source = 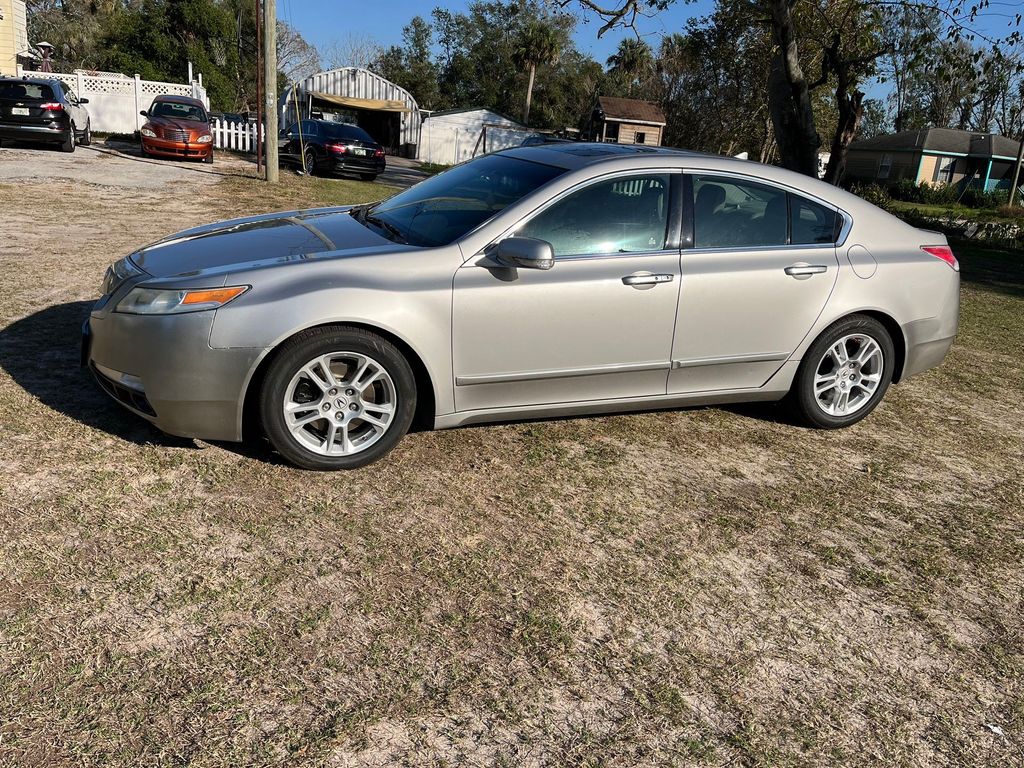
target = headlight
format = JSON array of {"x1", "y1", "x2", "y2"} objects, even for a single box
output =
[
  {"x1": 141, "y1": 128, "x2": 156, "y2": 138},
  {"x1": 101, "y1": 256, "x2": 143, "y2": 295},
  {"x1": 195, "y1": 134, "x2": 212, "y2": 144},
  {"x1": 115, "y1": 286, "x2": 249, "y2": 315}
]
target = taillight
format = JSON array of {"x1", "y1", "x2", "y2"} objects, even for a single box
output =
[
  {"x1": 326, "y1": 142, "x2": 347, "y2": 155},
  {"x1": 922, "y1": 245, "x2": 959, "y2": 271},
  {"x1": 373, "y1": 148, "x2": 385, "y2": 158},
  {"x1": 39, "y1": 102, "x2": 63, "y2": 111}
]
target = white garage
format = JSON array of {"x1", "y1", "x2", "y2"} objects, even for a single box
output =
[{"x1": 419, "y1": 108, "x2": 529, "y2": 166}]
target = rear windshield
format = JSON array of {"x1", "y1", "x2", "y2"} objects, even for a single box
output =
[
  {"x1": 151, "y1": 100, "x2": 208, "y2": 122},
  {"x1": 0, "y1": 82, "x2": 55, "y2": 100},
  {"x1": 321, "y1": 122, "x2": 374, "y2": 143}
]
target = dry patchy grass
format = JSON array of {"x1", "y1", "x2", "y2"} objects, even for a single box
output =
[{"x1": 0, "y1": 171, "x2": 1022, "y2": 767}]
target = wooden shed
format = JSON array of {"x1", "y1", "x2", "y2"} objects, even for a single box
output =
[{"x1": 588, "y1": 96, "x2": 666, "y2": 147}]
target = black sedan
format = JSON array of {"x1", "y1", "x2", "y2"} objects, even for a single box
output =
[
  {"x1": 279, "y1": 119, "x2": 386, "y2": 181},
  {"x1": 0, "y1": 76, "x2": 92, "y2": 152}
]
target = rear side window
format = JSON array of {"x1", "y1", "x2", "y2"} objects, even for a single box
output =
[
  {"x1": 791, "y1": 195, "x2": 840, "y2": 244},
  {"x1": 0, "y1": 82, "x2": 55, "y2": 100},
  {"x1": 691, "y1": 175, "x2": 788, "y2": 248}
]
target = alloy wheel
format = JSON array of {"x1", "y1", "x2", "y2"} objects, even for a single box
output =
[
  {"x1": 812, "y1": 333, "x2": 884, "y2": 416},
  {"x1": 282, "y1": 351, "x2": 397, "y2": 456}
]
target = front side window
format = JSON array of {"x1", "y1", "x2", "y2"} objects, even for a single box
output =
[
  {"x1": 691, "y1": 175, "x2": 788, "y2": 248},
  {"x1": 517, "y1": 174, "x2": 670, "y2": 258}
]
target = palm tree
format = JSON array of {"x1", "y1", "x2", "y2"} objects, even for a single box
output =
[
  {"x1": 513, "y1": 19, "x2": 564, "y2": 125},
  {"x1": 606, "y1": 38, "x2": 654, "y2": 96}
]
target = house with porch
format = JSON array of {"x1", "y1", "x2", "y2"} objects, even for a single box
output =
[{"x1": 843, "y1": 128, "x2": 1022, "y2": 193}]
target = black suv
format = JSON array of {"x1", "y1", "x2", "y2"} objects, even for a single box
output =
[{"x1": 0, "y1": 76, "x2": 93, "y2": 152}]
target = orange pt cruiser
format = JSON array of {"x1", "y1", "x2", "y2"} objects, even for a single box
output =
[{"x1": 139, "y1": 95, "x2": 213, "y2": 163}]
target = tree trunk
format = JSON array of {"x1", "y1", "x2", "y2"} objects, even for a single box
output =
[
  {"x1": 823, "y1": 85, "x2": 864, "y2": 185},
  {"x1": 766, "y1": 0, "x2": 821, "y2": 178},
  {"x1": 523, "y1": 64, "x2": 536, "y2": 125}
]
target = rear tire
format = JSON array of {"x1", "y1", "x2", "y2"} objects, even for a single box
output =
[
  {"x1": 61, "y1": 124, "x2": 76, "y2": 153},
  {"x1": 360, "y1": 173, "x2": 378, "y2": 181},
  {"x1": 789, "y1": 314, "x2": 894, "y2": 429},
  {"x1": 259, "y1": 326, "x2": 416, "y2": 470},
  {"x1": 302, "y1": 146, "x2": 317, "y2": 176}
]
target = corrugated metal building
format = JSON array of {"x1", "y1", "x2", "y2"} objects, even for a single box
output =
[{"x1": 283, "y1": 67, "x2": 421, "y2": 157}]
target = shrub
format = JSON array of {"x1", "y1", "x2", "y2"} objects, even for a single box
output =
[
  {"x1": 850, "y1": 182, "x2": 891, "y2": 209},
  {"x1": 959, "y1": 187, "x2": 1008, "y2": 209},
  {"x1": 995, "y1": 204, "x2": 1024, "y2": 221}
]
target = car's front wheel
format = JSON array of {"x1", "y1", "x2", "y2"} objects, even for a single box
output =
[
  {"x1": 80, "y1": 120, "x2": 92, "y2": 146},
  {"x1": 302, "y1": 146, "x2": 317, "y2": 175},
  {"x1": 790, "y1": 314, "x2": 894, "y2": 429},
  {"x1": 259, "y1": 326, "x2": 416, "y2": 470}
]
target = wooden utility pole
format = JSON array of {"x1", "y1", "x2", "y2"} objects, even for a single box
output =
[
  {"x1": 254, "y1": 0, "x2": 262, "y2": 173},
  {"x1": 263, "y1": 0, "x2": 279, "y2": 183}
]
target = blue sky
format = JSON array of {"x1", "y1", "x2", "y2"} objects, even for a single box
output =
[{"x1": 280, "y1": 0, "x2": 716, "y2": 65}]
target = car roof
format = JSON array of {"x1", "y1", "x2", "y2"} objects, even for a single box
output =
[
  {"x1": 501, "y1": 142, "x2": 713, "y2": 171},
  {"x1": 152, "y1": 94, "x2": 206, "y2": 107},
  {"x1": 0, "y1": 76, "x2": 62, "y2": 86}
]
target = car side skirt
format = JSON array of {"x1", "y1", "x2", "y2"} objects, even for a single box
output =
[{"x1": 433, "y1": 360, "x2": 800, "y2": 429}]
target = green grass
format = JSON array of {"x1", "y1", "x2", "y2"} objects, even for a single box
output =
[{"x1": 0, "y1": 174, "x2": 1022, "y2": 766}]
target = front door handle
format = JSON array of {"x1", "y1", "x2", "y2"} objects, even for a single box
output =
[
  {"x1": 622, "y1": 273, "x2": 674, "y2": 286},
  {"x1": 784, "y1": 264, "x2": 828, "y2": 277}
]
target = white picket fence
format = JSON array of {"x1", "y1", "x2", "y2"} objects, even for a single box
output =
[
  {"x1": 15, "y1": 66, "x2": 207, "y2": 134},
  {"x1": 210, "y1": 118, "x2": 260, "y2": 152}
]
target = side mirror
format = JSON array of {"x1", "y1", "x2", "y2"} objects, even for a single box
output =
[
  {"x1": 495, "y1": 237, "x2": 555, "y2": 270},
  {"x1": 78, "y1": 97, "x2": 89, "y2": 104},
  {"x1": 139, "y1": 110, "x2": 148, "y2": 117}
]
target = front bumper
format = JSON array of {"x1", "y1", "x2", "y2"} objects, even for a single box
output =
[
  {"x1": 83, "y1": 307, "x2": 263, "y2": 442},
  {"x1": 142, "y1": 136, "x2": 213, "y2": 160}
]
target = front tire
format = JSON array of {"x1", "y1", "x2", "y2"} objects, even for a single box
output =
[
  {"x1": 80, "y1": 120, "x2": 92, "y2": 146},
  {"x1": 360, "y1": 173, "x2": 378, "y2": 181},
  {"x1": 259, "y1": 326, "x2": 416, "y2": 470},
  {"x1": 790, "y1": 314, "x2": 894, "y2": 429}
]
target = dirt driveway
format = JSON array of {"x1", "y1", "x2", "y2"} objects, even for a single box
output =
[{"x1": 0, "y1": 157, "x2": 1021, "y2": 767}]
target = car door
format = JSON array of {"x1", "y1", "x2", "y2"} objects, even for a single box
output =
[
  {"x1": 452, "y1": 172, "x2": 682, "y2": 412},
  {"x1": 668, "y1": 173, "x2": 842, "y2": 393}
]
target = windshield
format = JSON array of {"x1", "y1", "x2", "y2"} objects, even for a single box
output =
[
  {"x1": 151, "y1": 101, "x2": 208, "y2": 122},
  {"x1": 360, "y1": 154, "x2": 565, "y2": 247}
]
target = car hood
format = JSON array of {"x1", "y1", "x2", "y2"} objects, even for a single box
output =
[
  {"x1": 149, "y1": 116, "x2": 210, "y2": 135},
  {"x1": 130, "y1": 207, "x2": 395, "y2": 280}
]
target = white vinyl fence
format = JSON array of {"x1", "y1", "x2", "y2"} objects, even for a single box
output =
[
  {"x1": 210, "y1": 119, "x2": 260, "y2": 152},
  {"x1": 15, "y1": 66, "x2": 207, "y2": 134}
]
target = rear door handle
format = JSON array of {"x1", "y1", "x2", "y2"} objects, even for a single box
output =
[
  {"x1": 622, "y1": 273, "x2": 674, "y2": 286},
  {"x1": 784, "y1": 264, "x2": 828, "y2": 277}
]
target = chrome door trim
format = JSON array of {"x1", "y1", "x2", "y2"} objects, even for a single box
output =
[
  {"x1": 671, "y1": 352, "x2": 790, "y2": 369},
  {"x1": 456, "y1": 360, "x2": 671, "y2": 386}
]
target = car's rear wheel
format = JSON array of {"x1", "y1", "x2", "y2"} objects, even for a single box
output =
[
  {"x1": 259, "y1": 327, "x2": 416, "y2": 470},
  {"x1": 61, "y1": 124, "x2": 76, "y2": 153},
  {"x1": 360, "y1": 173, "x2": 378, "y2": 181},
  {"x1": 790, "y1": 314, "x2": 894, "y2": 429},
  {"x1": 302, "y1": 146, "x2": 317, "y2": 176}
]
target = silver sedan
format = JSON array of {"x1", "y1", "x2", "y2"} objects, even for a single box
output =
[{"x1": 85, "y1": 144, "x2": 959, "y2": 469}]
